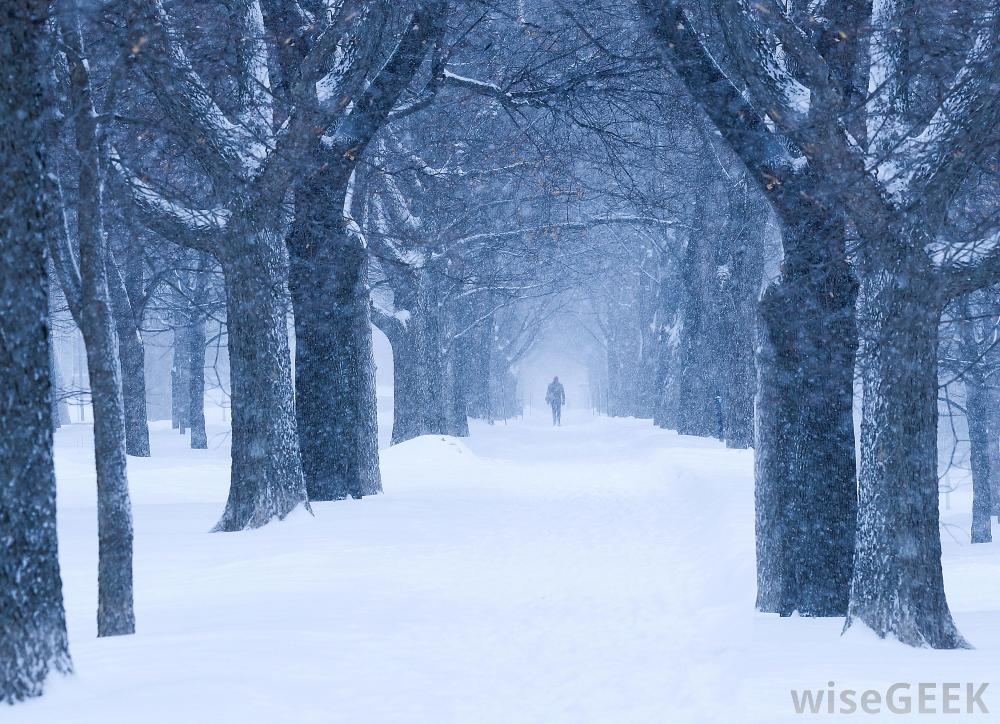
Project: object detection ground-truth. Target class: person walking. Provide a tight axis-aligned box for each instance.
[546,376,566,426]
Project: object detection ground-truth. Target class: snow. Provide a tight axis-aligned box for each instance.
[15,410,1000,723]
[764,42,811,118]
[110,150,231,234]
[442,68,505,98]
[316,46,350,106]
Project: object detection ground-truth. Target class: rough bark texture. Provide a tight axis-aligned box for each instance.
[988,392,1000,519]
[606,275,643,419]
[48,326,71,430]
[388,325,445,443]
[214,230,309,530]
[719,197,765,449]
[187,312,207,450]
[676,206,722,437]
[375,268,449,444]
[754,211,858,617]
[187,259,208,450]
[0,1,74,699]
[635,268,660,420]
[83,297,135,637]
[653,253,682,430]
[463,317,493,422]
[59,1,135,637]
[289,179,382,501]
[171,323,190,432]
[444,344,471,437]
[959,313,993,543]
[107,268,150,456]
[848,249,967,648]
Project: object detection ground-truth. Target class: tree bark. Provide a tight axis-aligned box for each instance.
[58,0,135,637]
[107,267,150,456]
[288,180,381,501]
[81,288,135,637]
[48,328,71,430]
[964,376,994,544]
[444,342,471,437]
[959,312,993,543]
[677,203,722,437]
[188,311,207,450]
[720,197,765,449]
[653,253,682,430]
[606,283,643,419]
[378,268,448,444]
[0,1,74,698]
[214,231,309,530]
[187,257,209,450]
[171,322,190,433]
[847,249,967,648]
[988,391,1000,519]
[463,318,493,421]
[754,210,858,617]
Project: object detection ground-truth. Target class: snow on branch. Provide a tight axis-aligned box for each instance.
[110,149,228,252]
[369,296,408,340]
[232,0,274,148]
[129,0,266,181]
[445,216,684,252]
[50,176,84,325]
[717,0,814,124]
[331,1,447,150]
[441,68,506,99]
[940,228,1000,299]
[881,13,1000,205]
[866,0,911,160]
[637,0,804,221]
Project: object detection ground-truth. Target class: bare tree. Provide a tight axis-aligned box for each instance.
[0,0,73,702]
[51,0,135,636]
[644,0,1000,646]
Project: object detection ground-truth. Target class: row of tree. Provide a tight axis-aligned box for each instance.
[3,0,999,707]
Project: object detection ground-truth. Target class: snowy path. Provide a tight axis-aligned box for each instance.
[16,411,1000,723]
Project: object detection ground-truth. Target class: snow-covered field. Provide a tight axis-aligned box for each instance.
[13,410,1000,723]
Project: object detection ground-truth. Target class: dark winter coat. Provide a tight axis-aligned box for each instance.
[546,381,566,407]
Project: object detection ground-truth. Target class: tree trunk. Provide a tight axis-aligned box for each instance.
[720,199,764,449]
[59,3,135,636]
[846,251,967,648]
[107,274,150,456]
[443,334,471,437]
[722,346,755,449]
[676,205,722,437]
[214,234,309,530]
[754,211,858,617]
[653,248,682,429]
[959,314,993,543]
[187,256,209,450]
[381,270,447,445]
[388,327,424,443]
[388,326,446,443]
[461,308,493,422]
[288,192,381,501]
[988,392,1000,519]
[635,268,660,419]
[48,330,71,430]
[0,1,74,696]
[606,301,643,419]
[188,311,207,450]
[171,322,190,432]
[80,291,136,637]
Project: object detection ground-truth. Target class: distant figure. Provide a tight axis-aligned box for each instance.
[546,376,566,426]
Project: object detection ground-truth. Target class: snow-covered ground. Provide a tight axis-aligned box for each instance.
[14,410,1000,723]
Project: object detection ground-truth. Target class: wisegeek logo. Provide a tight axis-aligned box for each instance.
[790,682,990,715]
